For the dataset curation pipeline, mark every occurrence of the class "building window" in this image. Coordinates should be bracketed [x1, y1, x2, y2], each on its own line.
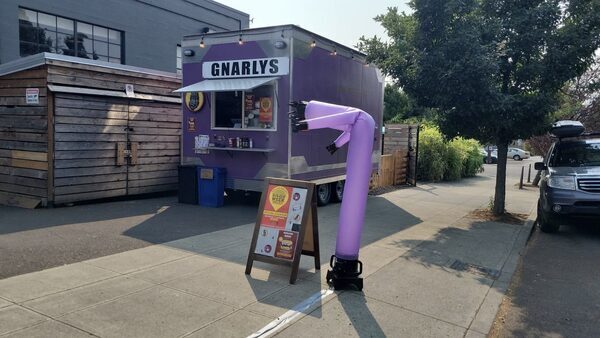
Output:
[212, 82, 277, 130]
[176, 45, 182, 74]
[18, 8, 123, 64]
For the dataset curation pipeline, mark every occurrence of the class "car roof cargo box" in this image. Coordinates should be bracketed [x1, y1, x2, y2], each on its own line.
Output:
[551, 120, 585, 138]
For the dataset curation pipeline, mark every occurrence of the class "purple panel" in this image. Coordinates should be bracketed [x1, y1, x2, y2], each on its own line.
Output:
[180, 37, 383, 185]
[181, 41, 290, 181]
[291, 44, 383, 175]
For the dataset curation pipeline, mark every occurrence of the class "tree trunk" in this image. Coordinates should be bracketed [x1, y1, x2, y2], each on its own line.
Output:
[493, 141, 509, 215]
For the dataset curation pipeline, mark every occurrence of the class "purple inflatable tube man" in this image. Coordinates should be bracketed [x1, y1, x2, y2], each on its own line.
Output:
[290, 100, 375, 291]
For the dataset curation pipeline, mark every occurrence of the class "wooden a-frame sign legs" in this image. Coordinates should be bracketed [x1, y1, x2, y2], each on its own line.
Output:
[245, 178, 320, 284]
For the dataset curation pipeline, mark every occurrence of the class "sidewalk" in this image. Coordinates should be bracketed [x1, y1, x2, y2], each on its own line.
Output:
[0, 175, 537, 337]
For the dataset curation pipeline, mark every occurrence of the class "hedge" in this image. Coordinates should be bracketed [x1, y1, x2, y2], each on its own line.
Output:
[417, 125, 483, 181]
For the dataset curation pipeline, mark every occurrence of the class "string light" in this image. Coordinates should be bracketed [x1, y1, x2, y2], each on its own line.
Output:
[238, 34, 244, 45]
[330, 47, 337, 56]
[199, 37, 205, 48]
[310, 40, 316, 48]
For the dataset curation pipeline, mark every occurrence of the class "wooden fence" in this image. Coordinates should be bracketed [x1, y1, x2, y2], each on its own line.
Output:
[0, 55, 181, 208]
[371, 124, 419, 190]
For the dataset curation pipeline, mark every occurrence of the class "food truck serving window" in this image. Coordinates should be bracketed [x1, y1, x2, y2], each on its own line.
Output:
[212, 82, 277, 130]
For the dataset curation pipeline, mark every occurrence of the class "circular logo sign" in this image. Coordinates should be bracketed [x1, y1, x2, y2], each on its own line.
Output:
[185, 92, 204, 112]
[260, 97, 272, 111]
[269, 186, 289, 211]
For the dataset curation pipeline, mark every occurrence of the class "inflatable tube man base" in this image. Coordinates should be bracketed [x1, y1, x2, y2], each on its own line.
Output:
[290, 100, 375, 291]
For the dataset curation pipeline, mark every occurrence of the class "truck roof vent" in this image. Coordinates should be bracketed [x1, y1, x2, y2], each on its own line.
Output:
[551, 120, 585, 138]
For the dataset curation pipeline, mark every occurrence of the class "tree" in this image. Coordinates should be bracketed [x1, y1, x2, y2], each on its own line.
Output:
[527, 54, 599, 159]
[18, 20, 53, 55]
[63, 33, 93, 59]
[383, 84, 411, 122]
[384, 84, 437, 122]
[567, 53, 600, 130]
[359, 0, 600, 214]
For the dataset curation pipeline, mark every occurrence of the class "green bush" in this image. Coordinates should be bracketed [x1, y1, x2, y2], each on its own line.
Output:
[417, 126, 483, 181]
[417, 125, 447, 181]
[444, 143, 462, 181]
[450, 137, 484, 177]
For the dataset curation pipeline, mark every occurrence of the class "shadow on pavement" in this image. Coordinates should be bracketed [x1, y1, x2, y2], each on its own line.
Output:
[0, 195, 259, 279]
[390, 218, 524, 290]
[122, 196, 260, 244]
[413, 175, 494, 190]
[125, 194, 422, 324]
[338, 292, 386, 337]
[436, 174, 494, 186]
[0, 192, 260, 236]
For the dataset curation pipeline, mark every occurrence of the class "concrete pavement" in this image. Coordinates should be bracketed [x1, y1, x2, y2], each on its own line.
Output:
[0, 174, 537, 337]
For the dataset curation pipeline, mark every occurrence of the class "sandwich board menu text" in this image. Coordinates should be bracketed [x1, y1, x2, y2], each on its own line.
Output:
[245, 178, 320, 284]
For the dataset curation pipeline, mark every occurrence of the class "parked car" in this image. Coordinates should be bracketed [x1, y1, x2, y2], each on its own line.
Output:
[536, 121, 600, 233]
[481, 149, 498, 164]
[508, 147, 530, 160]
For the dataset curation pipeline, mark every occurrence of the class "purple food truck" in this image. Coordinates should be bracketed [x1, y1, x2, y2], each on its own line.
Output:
[175, 25, 383, 205]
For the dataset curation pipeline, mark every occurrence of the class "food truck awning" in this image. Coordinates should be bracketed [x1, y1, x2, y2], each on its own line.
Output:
[173, 77, 278, 93]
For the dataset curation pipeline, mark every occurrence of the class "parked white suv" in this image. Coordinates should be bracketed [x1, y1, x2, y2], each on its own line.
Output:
[508, 148, 530, 161]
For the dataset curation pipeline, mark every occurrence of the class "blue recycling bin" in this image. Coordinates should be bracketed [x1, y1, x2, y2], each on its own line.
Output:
[197, 167, 226, 207]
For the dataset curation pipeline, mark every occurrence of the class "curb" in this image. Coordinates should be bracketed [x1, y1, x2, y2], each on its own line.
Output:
[467, 215, 536, 336]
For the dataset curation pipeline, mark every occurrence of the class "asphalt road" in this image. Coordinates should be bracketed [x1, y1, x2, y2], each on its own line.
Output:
[0, 194, 260, 279]
[491, 224, 600, 338]
[487, 156, 600, 337]
[482, 156, 542, 183]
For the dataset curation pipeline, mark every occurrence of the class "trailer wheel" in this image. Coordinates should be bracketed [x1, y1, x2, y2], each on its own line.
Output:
[316, 184, 332, 206]
[331, 180, 344, 203]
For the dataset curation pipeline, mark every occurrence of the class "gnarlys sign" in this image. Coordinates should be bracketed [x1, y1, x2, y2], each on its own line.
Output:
[202, 57, 289, 79]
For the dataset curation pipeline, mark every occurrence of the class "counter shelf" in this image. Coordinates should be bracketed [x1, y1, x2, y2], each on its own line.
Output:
[194, 146, 275, 158]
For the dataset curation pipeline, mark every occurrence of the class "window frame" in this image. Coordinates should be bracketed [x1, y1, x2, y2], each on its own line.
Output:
[550, 141, 600, 167]
[176, 44, 182, 74]
[18, 7, 124, 64]
[210, 80, 278, 132]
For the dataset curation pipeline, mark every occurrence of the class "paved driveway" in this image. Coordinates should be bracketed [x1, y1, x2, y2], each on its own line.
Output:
[491, 222, 600, 337]
[0, 173, 538, 337]
[488, 155, 600, 337]
[0, 195, 259, 279]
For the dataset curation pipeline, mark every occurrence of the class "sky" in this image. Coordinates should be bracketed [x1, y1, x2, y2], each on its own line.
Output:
[216, 0, 411, 49]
